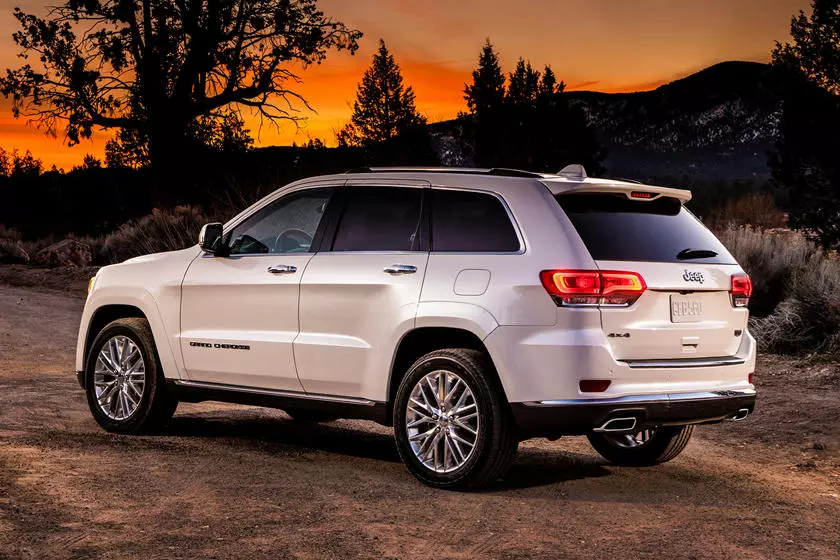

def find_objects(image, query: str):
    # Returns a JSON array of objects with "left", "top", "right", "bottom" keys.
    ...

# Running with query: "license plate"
[{"left": 670, "top": 295, "right": 704, "bottom": 323}]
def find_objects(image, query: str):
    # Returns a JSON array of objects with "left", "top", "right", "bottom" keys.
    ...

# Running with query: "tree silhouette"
[
  {"left": 506, "top": 58, "right": 540, "bottom": 106},
  {"left": 0, "top": 0, "right": 361, "bottom": 201},
  {"left": 462, "top": 41, "right": 603, "bottom": 173},
  {"left": 337, "top": 40, "right": 426, "bottom": 147},
  {"left": 464, "top": 39, "right": 506, "bottom": 115},
  {"left": 772, "top": 0, "right": 840, "bottom": 249},
  {"left": 461, "top": 40, "right": 507, "bottom": 167},
  {"left": 106, "top": 110, "right": 253, "bottom": 169}
]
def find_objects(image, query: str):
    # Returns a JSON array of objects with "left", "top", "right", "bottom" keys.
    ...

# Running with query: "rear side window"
[
  {"left": 332, "top": 186, "right": 424, "bottom": 251},
  {"left": 556, "top": 193, "right": 736, "bottom": 264},
  {"left": 431, "top": 189, "right": 520, "bottom": 252}
]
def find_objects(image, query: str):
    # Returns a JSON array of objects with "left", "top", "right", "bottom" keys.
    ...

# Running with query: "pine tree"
[
  {"left": 771, "top": 0, "right": 840, "bottom": 249},
  {"left": 538, "top": 65, "right": 565, "bottom": 98},
  {"left": 464, "top": 39, "right": 506, "bottom": 115},
  {"left": 338, "top": 39, "right": 426, "bottom": 147},
  {"left": 506, "top": 58, "right": 541, "bottom": 106}
]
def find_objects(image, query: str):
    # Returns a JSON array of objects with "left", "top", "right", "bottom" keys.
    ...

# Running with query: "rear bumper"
[{"left": 511, "top": 388, "right": 756, "bottom": 438}]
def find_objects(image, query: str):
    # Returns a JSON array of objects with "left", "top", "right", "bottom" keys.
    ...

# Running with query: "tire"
[
  {"left": 284, "top": 408, "right": 337, "bottom": 423},
  {"left": 393, "top": 349, "right": 518, "bottom": 490},
  {"left": 587, "top": 425, "right": 694, "bottom": 466},
  {"left": 85, "top": 317, "right": 178, "bottom": 435}
]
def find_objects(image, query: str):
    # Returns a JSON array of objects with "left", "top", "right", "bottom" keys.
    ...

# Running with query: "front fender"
[{"left": 76, "top": 286, "right": 185, "bottom": 381}]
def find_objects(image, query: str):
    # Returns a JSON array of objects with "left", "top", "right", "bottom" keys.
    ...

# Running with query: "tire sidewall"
[
  {"left": 393, "top": 351, "right": 501, "bottom": 488},
  {"left": 587, "top": 425, "right": 690, "bottom": 466},
  {"left": 85, "top": 321, "right": 161, "bottom": 434}
]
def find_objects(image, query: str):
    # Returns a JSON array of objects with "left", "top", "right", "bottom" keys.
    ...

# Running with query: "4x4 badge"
[{"left": 683, "top": 270, "right": 704, "bottom": 283}]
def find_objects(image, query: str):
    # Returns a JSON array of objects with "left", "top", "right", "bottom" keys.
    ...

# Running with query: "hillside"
[{"left": 431, "top": 61, "right": 781, "bottom": 182}]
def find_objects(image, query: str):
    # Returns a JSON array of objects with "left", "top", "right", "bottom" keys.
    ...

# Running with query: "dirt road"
[{"left": 1, "top": 279, "right": 838, "bottom": 559}]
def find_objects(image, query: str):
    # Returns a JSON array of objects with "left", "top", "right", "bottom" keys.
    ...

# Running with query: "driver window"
[{"left": 227, "top": 188, "right": 334, "bottom": 255}]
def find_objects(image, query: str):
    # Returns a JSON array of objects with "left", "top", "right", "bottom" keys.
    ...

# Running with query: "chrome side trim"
[
  {"left": 620, "top": 356, "right": 746, "bottom": 369},
  {"left": 173, "top": 380, "right": 377, "bottom": 406},
  {"left": 523, "top": 388, "right": 756, "bottom": 407}
]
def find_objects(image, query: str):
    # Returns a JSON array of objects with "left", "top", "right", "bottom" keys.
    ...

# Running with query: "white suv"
[{"left": 76, "top": 166, "right": 756, "bottom": 489}]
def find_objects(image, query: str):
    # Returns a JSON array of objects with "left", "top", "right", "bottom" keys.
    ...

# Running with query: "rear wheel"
[
  {"left": 587, "top": 425, "right": 694, "bottom": 466},
  {"left": 85, "top": 318, "right": 178, "bottom": 435},
  {"left": 393, "top": 349, "right": 518, "bottom": 490}
]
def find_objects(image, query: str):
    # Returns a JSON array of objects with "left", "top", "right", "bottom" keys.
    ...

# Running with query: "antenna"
[{"left": 557, "top": 164, "right": 587, "bottom": 179}]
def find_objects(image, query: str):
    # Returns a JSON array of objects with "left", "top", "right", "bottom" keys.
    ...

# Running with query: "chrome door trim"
[
  {"left": 620, "top": 356, "right": 746, "bottom": 369},
  {"left": 173, "top": 380, "right": 378, "bottom": 406},
  {"left": 522, "top": 388, "right": 756, "bottom": 407}
]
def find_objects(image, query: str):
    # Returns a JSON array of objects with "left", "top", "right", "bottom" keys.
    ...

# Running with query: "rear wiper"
[{"left": 677, "top": 248, "right": 718, "bottom": 260}]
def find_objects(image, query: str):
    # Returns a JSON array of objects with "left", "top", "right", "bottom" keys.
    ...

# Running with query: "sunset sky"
[{"left": 0, "top": 0, "right": 810, "bottom": 169}]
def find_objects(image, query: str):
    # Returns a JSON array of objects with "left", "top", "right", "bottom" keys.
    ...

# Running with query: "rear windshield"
[{"left": 556, "top": 193, "right": 736, "bottom": 264}]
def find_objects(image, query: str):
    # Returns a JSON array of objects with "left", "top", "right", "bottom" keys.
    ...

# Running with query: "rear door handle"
[
  {"left": 384, "top": 264, "right": 417, "bottom": 275},
  {"left": 267, "top": 264, "right": 297, "bottom": 274}
]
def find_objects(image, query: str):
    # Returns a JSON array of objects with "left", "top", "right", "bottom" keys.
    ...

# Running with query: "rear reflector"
[
  {"left": 540, "top": 270, "right": 646, "bottom": 307},
  {"left": 748, "top": 373, "right": 754, "bottom": 385},
  {"left": 579, "top": 380, "right": 611, "bottom": 392},
  {"left": 730, "top": 273, "right": 753, "bottom": 308}
]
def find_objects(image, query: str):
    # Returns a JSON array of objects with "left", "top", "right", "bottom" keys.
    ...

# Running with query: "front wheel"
[
  {"left": 587, "top": 425, "right": 694, "bottom": 466},
  {"left": 393, "top": 349, "right": 518, "bottom": 490},
  {"left": 85, "top": 318, "right": 178, "bottom": 435}
]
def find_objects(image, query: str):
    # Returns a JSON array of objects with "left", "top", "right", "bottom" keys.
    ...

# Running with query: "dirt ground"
[{"left": 1, "top": 267, "right": 839, "bottom": 559}]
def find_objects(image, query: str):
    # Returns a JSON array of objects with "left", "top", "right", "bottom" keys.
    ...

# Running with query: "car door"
[
  {"left": 180, "top": 185, "right": 337, "bottom": 391},
  {"left": 295, "top": 180, "right": 430, "bottom": 400}
]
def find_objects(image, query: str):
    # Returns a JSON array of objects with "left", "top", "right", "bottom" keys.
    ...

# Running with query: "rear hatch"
[{"left": 555, "top": 192, "right": 748, "bottom": 361}]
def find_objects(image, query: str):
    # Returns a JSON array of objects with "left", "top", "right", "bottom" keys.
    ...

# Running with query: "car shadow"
[
  {"left": 162, "top": 411, "right": 612, "bottom": 489},
  {"left": 165, "top": 413, "right": 403, "bottom": 463}
]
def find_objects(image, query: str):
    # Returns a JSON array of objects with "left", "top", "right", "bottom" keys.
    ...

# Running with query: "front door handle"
[
  {"left": 384, "top": 264, "right": 417, "bottom": 275},
  {"left": 267, "top": 264, "right": 297, "bottom": 274}
]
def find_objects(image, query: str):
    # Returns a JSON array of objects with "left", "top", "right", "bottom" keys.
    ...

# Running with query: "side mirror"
[{"left": 198, "top": 223, "right": 226, "bottom": 255}]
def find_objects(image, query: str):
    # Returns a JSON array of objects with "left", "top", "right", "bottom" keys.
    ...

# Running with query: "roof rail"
[
  {"left": 344, "top": 167, "right": 545, "bottom": 178},
  {"left": 485, "top": 168, "right": 545, "bottom": 178}
]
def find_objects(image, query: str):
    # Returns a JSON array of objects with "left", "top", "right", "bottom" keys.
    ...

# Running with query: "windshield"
[{"left": 556, "top": 193, "right": 736, "bottom": 264}]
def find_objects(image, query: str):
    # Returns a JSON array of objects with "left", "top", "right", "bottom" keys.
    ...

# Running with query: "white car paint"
[{"left": 77, "top": 168, "right": 756, "bottom": 413}]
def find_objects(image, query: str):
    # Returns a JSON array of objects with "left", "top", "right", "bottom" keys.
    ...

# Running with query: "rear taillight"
[
  {"left": 540, "top": 270, "right": 646, "bottom": 307},
  {"left": 730, "top": 273, "right": 753, "bottom": 308}
]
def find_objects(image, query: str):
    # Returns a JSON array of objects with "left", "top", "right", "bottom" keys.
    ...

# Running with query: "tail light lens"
[
  {"left": 540, "top": 270, "right": 646, "bottom": 307},
  {"left": 730, "top": 273, "right": 753, "bottom": 308}
]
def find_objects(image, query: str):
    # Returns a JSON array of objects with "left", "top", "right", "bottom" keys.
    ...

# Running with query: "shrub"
[
  {"left": 718, "top": 226, "right": 840, "bottom": 357},
  {"left": 717, "top": 226, "right": 815, "bottom": 317},
  {"left": 705, "top": 192, "right": 787, "bottom": 231},
  {"left": 100, "top": 206, "right": 209, "bottom": 264}
]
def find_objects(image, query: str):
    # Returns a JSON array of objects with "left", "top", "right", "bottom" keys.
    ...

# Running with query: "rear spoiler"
[{"left": 541, "top": 179, "right": 692, "bottom": 204}]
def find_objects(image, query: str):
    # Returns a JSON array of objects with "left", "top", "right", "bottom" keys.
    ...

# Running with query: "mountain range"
[{"left": 431, "top": 61, "right": 781, "bottom": 183}]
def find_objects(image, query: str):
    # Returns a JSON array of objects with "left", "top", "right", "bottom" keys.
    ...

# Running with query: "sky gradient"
[{"left": 0, "top": 0, "right": 810, "bottom": 169}]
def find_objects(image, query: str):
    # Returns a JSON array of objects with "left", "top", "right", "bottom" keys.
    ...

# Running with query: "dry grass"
[
  {"left": 100, "top": 206, "right": 209, "bottom": 263},
  {"left": 719, "top": 226, "right": 840, "bottom": 358}
]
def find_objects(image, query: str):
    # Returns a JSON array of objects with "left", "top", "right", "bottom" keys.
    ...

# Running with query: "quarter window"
[
  {"left": 431, "top": 189, "right": 520, "bottom": 252},
  {"left": 332, "top": 187, "right": 425, "bottom": 252},
  {"left": 227, "top": 188, "right": 333, "bottom": 255}
]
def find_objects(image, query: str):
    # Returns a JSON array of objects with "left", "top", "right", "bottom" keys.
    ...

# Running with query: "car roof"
[{"left": 285, "top": 165, "right": 692, "bottom": 203}]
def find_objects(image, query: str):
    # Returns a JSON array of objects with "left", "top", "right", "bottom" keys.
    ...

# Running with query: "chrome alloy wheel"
[
  {"left": 605, "top": 427, "right": 657, "bottom": 449},
  {"left": 405, "top": 370, "right": 480, "bottom": 473},
  {"left": 94, "top": 335, "right": 146, "bottom": 421}
]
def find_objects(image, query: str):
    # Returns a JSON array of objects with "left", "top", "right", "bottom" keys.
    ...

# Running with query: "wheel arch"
[
  {"left": 386, "top": 326, "right": 508, "bottom": 425},
  {"left": 82, "top": 304, "right": 148, "bottom": 370}
]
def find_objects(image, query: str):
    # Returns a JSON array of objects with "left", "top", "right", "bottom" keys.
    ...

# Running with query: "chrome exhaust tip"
[
  {"left": 729, "top": 408, "right": 750, "bottom": 421},
  {"left": 593, "top": 417, "right": 637, "bottom": 433}
]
